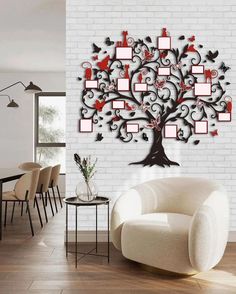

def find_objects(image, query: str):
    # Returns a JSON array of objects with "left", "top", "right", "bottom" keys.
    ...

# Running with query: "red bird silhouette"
[
  {"left": 138, "top": 72, "right": 143, "bottom": 83},
  {"left": 125, "top": 102, "right": 133, "bottom": 111},
  {"left": 159, "top": 51, "right": 168, "bottom": 59},
  {"left": 186, "top": 44, "right": 197, "bottom": 52},
  {"left": 210, "top": 130, "right": 218, "bottom": 137},
  {"left": 162, "top": 28, "right": 168, "bottom": 37},
  {"left": 226, "top": 101, "right": 232, "bottom": 113},
  {"left": 144, "top": 49, "right": 154, "bottom": 61},
  {"left": 94, "top": 100, "right": 105, "bottom": 112},
  {"left": 124, "top": 64, "right": 130, "bottom": 79},
  {"left": 85, "top": 68, "right": 92, "bottom": 80},
  {"left": 188, "top": 35, "right": 195, "bottom": 42},
  {"left": 122, "top": 31, "right": 128, "bottom": 47},
  {"left": 97, "top": 55, "right": 110, "bottom": 71}
]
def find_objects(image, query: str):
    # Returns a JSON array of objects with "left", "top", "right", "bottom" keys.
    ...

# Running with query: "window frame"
[{"left": 35, "top": 92, "right": 66, "bottom": 172}]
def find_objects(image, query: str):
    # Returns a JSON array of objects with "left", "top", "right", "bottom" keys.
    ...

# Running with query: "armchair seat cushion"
[
  {"left": 2, "top": 191, "right": 18, "bottom": 201},
  {"left": 121, "top": 213, "right": 197, "bottom": 275}
]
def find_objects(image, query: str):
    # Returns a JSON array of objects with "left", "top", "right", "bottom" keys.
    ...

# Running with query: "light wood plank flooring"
[{"left": 0, "top": 201, "right": 236, "bottom": 293}]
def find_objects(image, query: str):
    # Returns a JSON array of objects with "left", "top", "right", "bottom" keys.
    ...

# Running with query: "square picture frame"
[
  {"left": 164, "top": 124, "right": 177, "bottom": 138},
  {"left": 79, "top": 119, "right": 93, "bottom": 133},
  {"left": 157, "top": 37, "right": 171, "bottom": 50},
  {"left": 194, "top": 120, "right": 208, "bottom": 134}
]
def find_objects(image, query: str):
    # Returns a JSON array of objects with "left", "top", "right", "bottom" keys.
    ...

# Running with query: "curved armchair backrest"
[
  {"left": 15, "top": 169, "right": 40, "bottom": 200},
  {"left": 131, "top": 177, "right": 224, "bottom": 216},
  {"left": 111, "top": 177, "right": 226, "bottom": 251},
  {"left": 37, "top": 167, "right": 52, "bottom": 193},
  {"left": 18, "top": 162, "right": 42, "bottom": 171},
  {"left": 49, "top": 164, "right": 61, "bottom": 187}
]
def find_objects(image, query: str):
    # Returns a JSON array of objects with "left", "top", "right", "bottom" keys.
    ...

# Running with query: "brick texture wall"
[{"left": 66, "top": 0, "right": 236, "bottom": 234}]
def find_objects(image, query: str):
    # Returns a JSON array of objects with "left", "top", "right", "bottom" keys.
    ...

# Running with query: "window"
[{"left": 35, "top": 92, "right": 66, "bottom": 173}]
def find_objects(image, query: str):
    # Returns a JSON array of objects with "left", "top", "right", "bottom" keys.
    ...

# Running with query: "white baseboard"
[
  {"left": 64, "top": 230, "right": 236, "bottom": 243},
  {"left": 228, "top": 231, "right": 236, "bottom": 242}
]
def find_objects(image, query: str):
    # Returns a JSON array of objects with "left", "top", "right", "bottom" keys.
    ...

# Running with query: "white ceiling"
[{"left": 0, "top": 0, "right": 65, "bottom": 72}]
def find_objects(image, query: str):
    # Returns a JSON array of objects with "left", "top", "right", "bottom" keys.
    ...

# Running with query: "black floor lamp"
[{"left": 0, "top": 81, "right": 42, "bottom": 107}]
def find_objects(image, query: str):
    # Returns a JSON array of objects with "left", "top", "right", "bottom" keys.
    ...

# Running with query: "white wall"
[
  {"left": 66, "top": 0, "right": 236, "bottom": 236},
  {"left": 0, "top": 72, "right": 66, "bottom": 192}
]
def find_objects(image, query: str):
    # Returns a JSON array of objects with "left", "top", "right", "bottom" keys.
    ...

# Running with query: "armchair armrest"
[
  {"left": 188, "top": 190, "right": 229, "bottom": 272},
  {"left": 111, "top": 189, "right": 144, "bottom": 250}
]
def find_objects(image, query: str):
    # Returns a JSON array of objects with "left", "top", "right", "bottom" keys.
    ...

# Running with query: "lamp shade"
[
  {"left": 7, "top": 99, "right": 19, "bottom": 108},
  {"left": 24, "top": 82, "right": 42, "bottom": 93}
]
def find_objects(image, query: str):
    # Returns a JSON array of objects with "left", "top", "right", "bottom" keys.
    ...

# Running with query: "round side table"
[{"left": 64, "top": 196, "right": 110, "bottom": 268}]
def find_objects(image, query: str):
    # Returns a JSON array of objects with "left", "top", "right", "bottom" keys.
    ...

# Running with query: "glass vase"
[{"left": 75, "top": 180, "right": 98, "bottom": 202}]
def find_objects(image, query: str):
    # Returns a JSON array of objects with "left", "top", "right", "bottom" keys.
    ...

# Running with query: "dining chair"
[
  {"left": 18, "top": 162, "right": 42, "bottom": 171},
  {"left": 2, "top": 169, "right": 40, "bottom": 236},
  {"left": 48, "top": 164, "right": 63, "bottom": 213},
  {"left": 36, "top": 166, "right": 54, "bottom": 223}
]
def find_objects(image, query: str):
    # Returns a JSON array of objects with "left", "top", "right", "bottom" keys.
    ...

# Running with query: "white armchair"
[{"left": 111, "top": 177, "right": 229, "bottom": 275}]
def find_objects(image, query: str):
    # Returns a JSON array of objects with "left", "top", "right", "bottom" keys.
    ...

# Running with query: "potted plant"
[{"left": 74, "top": 153, "right": 98, "bottom": 202}]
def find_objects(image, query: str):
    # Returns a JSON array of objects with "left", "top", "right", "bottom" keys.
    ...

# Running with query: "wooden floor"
[{"left": 0, "top": 201, "right": 236, "bottom": 294}]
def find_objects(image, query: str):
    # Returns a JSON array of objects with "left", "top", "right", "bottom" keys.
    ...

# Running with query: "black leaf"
[
  {"left": 198, "top": 44, "right": 203, "bottom": 48},
  {"left": 105, "top": 37, "right": 114, "bottom": 46},
  {"left": 106, "top": 111, "right": 112, "bottom": 116},
  {"left": 145, "top": 36, "right": 152, "bottom": 43},
  {"left": 182, "top": 44, "right": 188, "bottom": 52},
  {"left": 95, "top": 133, "right": 104, "bottom": 141},
  {"left": 134, "top": 139, "right": 138, "bottom": 142},
  {"left": 182, "top": 53, "right": 188, "bottom": 59},
  {"left": 82, "top": 89, "right": 87, "bottom": 96},
  {"left": 92, "top": 43, "right": 101, "bottom": 53},
  {"left": 77, "top": 77, "right": 82, "bottom": 81},
  {"left": 93, "top": 68, "right": 99, "bottom": 75},
  {"left": 193, "top": 140, "right": 200, "bottom": 145},
  {"left": 179, "top": 35, "right": 185, "bottom": 40},
  {"left": 142, "top": 133, "right": 148, "bottom": 141},
  {"left": 219, "top": 75, "right": 225, "bottom": 80},
  {"left": 211, "top": 123, "right": 215, "bottom": 126},
  {"left": 129, "top": 112, "right": 135, "bottom": 117},
  {"left": 208, "top": 98, "right": 213, "bottom": 101},
  {"left": 103, "top": 51, "right": 107, "bottom": 54},
  {"left": 99, "top": 125, "right": 102, "bottom": 127},
  {"left": 191, "top": 105, "right": 196, "bottom": 109},
  {"left": 140, "top": 127, "right": 144, "bottom": 131},
  {"left": 99, "top": 116, "right": 103, "bottom": 120},
  {"left": 203, "top": 60, "right": 207, "bottom": 63},
  {"left": 225, "top": 82, "right": 231, "bottom": 85}
]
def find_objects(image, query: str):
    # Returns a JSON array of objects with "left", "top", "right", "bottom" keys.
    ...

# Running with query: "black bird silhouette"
[
  {"left": 219, "top": 62, "right": 230, "bottom": 73},
  {"left": 92, "top": 43, "right": 101, "bottom": 54},
  {"left": 95, "top": 133, "right": 104, "bottom": 141},
  {"left": 206, "top": 50, "right": 219, "bottom": 63},
  {"left": 105, "top": 37, "right": 114, "bottom": 46}
]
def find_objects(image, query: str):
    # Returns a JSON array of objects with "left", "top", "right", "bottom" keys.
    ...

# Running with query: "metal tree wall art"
[{"left": 78, "top": 29, "right": 232, "bottom": 167}]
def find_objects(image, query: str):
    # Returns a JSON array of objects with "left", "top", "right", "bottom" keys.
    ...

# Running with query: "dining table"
[{"left": 0, "top": 168, "right": 24, "bottom": 240}]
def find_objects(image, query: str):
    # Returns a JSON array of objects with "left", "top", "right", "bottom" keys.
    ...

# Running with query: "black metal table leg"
[
  {"left": 96, "top": 204, "right": 97, "bottom": 253},
  {"left": 66, "top": 203, "right": 68, "bottom": 257},
  {"left": 0, "top": 181, "right": 2, "bottom": 240},
  {"left": 107, "top": 202, "right": 110, "bottom": 263},
  {"left": 75, "top": 205, "right": 78, "bottom": 268}
]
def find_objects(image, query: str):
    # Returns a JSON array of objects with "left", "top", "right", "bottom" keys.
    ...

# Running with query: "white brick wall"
[{"left": 66, "top": 0, "right": 236, "bottom": 233}]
